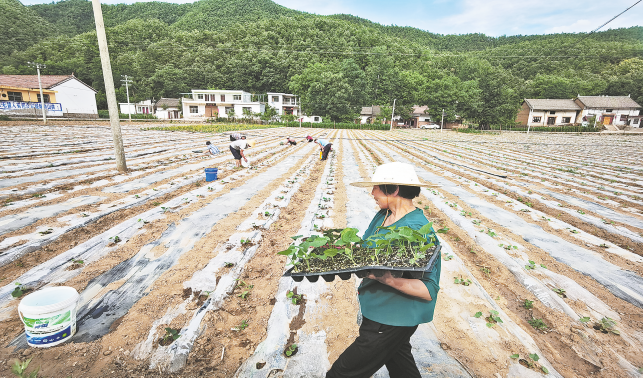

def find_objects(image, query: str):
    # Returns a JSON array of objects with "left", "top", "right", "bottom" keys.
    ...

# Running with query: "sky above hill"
[{"left": 21, "top": 0, "right": 642, "bottom": 36}]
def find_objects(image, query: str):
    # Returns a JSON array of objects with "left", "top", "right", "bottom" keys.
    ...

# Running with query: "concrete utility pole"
[
  {"left": 121, "top": 75, "right": 133, "bottom": 122},
  {"left": 389, "top": 99, "right": 396, "bottom": 131},
  {"left": 92, "top": 0, "right": 127, "bottom": 172},
  {"left": 28, "top": 62, "right": 47, "bottom": 125},
  {"left": 441, "top": 108, "right": 445, "bottom": 132}
]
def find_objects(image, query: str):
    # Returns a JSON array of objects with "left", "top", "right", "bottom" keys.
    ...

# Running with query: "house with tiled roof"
[
  {"left": 574, "top": 95, "right": 641, "bottom": 127},
  {"left": 0, "top": 74, "right": 98, "bottom": 118},
  {"left": 516, "top": 99, "right": 582, "bottom": 126},
  {"left": 154, "top": 98, "right": 181, "bottom": 120}
]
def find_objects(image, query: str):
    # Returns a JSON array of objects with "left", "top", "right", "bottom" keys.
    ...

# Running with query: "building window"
[
  {"left": 549, "top": 111, "right": 556, "bottom": 114},
  {"left": 7, "top": 91, "right": 22, "bottom": 102},
  {"left": 272, "top": 96, "right": 279, "bottom": 102},
  {"left": 562, "top": 117, "right": 571, "bottom": 123},
  {"left": 606, "top": 109, "right": 613, "bottom": 113},
  {"left": 225, "top": 107, "right": 234, "bottom": 115},
  {"left": 189, "top": 106, "right": 198, "bottom": 114},
  {"left": 37, "top": 94, "right": 50, "bottom": 103},
  {"left": 220, "top": 95, "right": 226, "bottom": 102},
  {"left": 620, "top": 115, "right": 628, "bottom": 121},
  {"left": 532, "top": 116, "right": 541, "bottom": 123},
  {"left": 314, "top": 117, "right": 319, "bottom": 122},
  {"left": 233, "top": 95, "right": 241, "bottom": 101},
  {"left": 633, "top": 118, "right": 639, "bottom": 124},
  {"left": 197, "top": 94, "right": 204, "bottom": 100}
]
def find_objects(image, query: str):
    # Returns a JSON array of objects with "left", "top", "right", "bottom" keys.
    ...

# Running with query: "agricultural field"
[{"left": 0, "top": 123, "right": 642, "bottom": 378}]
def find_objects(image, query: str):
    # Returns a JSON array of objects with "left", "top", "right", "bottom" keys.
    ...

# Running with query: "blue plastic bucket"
[{"left": 205, "top": 168, "right": 218, "bottom": 182}]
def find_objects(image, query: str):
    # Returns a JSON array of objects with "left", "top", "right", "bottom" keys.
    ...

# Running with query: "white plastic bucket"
[{"left": 18, "top": 286, "right": 80, "bottom": 348}]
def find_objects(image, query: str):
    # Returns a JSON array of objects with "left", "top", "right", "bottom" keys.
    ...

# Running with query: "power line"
[{"left": 568, "top": 0, "right": 642, "bottom": 50}]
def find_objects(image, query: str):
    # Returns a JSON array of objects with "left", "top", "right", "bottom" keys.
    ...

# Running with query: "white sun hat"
[{"left": 350, "top": 162, "right": 439, "bottom": 187}]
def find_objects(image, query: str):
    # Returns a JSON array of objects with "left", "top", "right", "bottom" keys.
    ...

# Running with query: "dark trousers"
[
  {"left": 326, "top": 317, "right": 420, "bottom": 378},
  {"left": 322, "top": 143, "right": 332, "bottom": 160}
]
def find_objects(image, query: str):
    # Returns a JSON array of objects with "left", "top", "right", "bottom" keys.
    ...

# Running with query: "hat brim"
[{"left": 350, "top": 181, "right": 440, "bottom": 188}]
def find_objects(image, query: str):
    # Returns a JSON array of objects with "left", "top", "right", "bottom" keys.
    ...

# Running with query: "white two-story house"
[
  {"left": 182, "top": 90, "right": 264, "bottom": 120},
  {"left": 266, "top": 92, "right": 300, "bottom": 116}
]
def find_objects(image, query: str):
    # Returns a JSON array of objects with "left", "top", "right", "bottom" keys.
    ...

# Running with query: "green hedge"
[
  {"left": 278, "top": 121, "right": 390, "bottom": 130},
  {"left": 98, "top": 110, "right": 157, "bottom": 119},
  {"left": 457, "top": 126, "right": 601, "bottom": 133},
  {"left": 142, "top": 123, "right": 282, "bottom": 133}
]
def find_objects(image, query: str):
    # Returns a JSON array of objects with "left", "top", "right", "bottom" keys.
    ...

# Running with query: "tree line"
[{"left": 2, "top": 0, "right": 642, "bottom": 126}]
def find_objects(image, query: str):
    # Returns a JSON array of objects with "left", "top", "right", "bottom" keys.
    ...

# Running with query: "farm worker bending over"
[
  {"left": 315, "top": 138, "right": 332, "bottom": 160},
  {"left": 327, "top": 162, "right": 441, "bottom": 378},
  {"left": 306, "top": 135, "right": 313, "bottom": 143},
  {"left": 203, "top": 141, "right": 220, "bottom": 156},
  {"left": 229, "top": 139, "right": 255, "bottom": 168},
  {"left": 286, "top": 137, "right": 297, "bottom": 146},
  {"left": 230, "top": 133, "right": 246, "bottom": 142}
]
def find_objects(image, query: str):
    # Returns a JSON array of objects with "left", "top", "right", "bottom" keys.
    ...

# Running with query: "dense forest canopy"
[{"left": 3, "top": 0, "right": 642, "bottom": 124}]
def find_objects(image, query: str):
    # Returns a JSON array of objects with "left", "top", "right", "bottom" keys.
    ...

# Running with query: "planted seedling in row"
[
  {"left": 109, "top": 235, "right": 121, "bottom": 244},
  {"left": 286, "top": 290, "right": 302, "bottom": 305},
  {"left": 486, "top": 229, "right": 497, "bottom": 238},
  {"left": 443, "top": 253, "right": 454, "bottom": 261},
  {"left": 525, "top": 260, "right": 536, "bottom": 270},
  {"left": 11, "top": 283, "right": 25, "bottom": 298},
  {"left": 474, "top": 310, "right": 503, "bottom": 328},
  {"left": 224, "top": 262, "right": 235, "bottom": 268},
  {"left": 454, "top": 277, "right": 472, "bottom": 286},
  {"left": 523, "top": 299, "right": 534, "bottom": 309},
  {"left": 11, "top": 357, "right": 39, "bottom": 378},
  {"left": 552, "top": 288, "right": 566, "bottom": 298},
  {"left": 232, "top": 320, "right": 249, "bottom": 331},
  {"left": 159, "top": 327, "right": 181, "bottom": 346},
  {"left": 594, "top": 317, "right": 620, "bottom": 335},
  {"left": 498, "top": 244, "right": 518, "bottom": 250},
  {"left": 284, "top": 343, "right": 298, "bottom": 357},
  {"left": 39, "top": 228, "right": 54, "bottom": 235},
  {"left": 528, "top": 318, "right": 547, "bottom": 331},
  {"left": 579, "top": 316, "right": 590, "bottom": 323}
]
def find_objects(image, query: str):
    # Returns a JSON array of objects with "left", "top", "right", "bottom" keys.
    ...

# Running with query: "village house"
[
  {"left": 181, "top": 89, "right": 263, "bottom": 120},
  {"left": 574, "top": 95, "right": 641, "bottom": 127},
  {"left": 154, "top": 98, "right": 181, "bottom": 120},
  {"left": 0, "top": 74, "right": 98, "bottom": 118},
  {"left": 516, "top": 99, "right": 582, "bottom": 126},
  {"left": 360, "top": 106, "right": 386, "bottom": 124},
  {"left": 119, "top": 100, "right": 154, "bottom": 115},
  {"left": 299, "top": 115, "right": 322, "bottom": 123},
  {"left": 266, "top": 92, "right": 300, "bottom": 116}
]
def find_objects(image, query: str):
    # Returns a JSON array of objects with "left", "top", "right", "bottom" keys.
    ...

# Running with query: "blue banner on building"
[{"left": 0, "top": 101, "right": 62, "bottom": 111}]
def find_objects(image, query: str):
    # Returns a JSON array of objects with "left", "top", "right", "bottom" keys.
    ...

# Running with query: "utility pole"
[
  {"left": 92, "top": 0, "right": 127, "bottom": 172},
  {"left": 28, "top": 62, "right": 47, "bottom": 125},
  {"left": 441, "top": 108, "right": 445, "bottom": 132},
  {"left": 389, "top": 99, "right": 396, "bottom": 131},
  {"left": 121, "top": 75, "right": 132, "bottom": 122}
]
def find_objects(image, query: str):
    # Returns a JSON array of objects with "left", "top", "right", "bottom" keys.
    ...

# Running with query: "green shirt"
[{"left": 358, "top": 208, "right": 441, "bottom": 327}]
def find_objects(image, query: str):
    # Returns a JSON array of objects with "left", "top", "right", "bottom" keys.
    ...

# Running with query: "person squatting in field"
[
  {"left": 286, "top": 137, "right": 297, "bottom": 146},
  {"left": 229, "top": 139, "right": 255, "bottom": 168},
  {"left": 326, "top": 162, "right": 441, "bottom": 378},
  {"left": 203, "top": 141, "right": 220, "bottom": 156},
  {"left": 315, "top": 138, "right": 332, "bottom": 160}
]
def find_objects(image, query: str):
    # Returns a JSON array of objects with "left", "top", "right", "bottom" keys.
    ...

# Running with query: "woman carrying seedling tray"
[{"left": 326, "top": 162, "right": 441, "bottom": 378}]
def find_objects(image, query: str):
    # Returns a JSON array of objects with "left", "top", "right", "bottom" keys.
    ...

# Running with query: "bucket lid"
[{"left": 18, "top": 287, "right": 79, "bottom": 315}]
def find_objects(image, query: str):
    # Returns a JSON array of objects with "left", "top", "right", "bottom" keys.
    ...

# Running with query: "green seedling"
[
  {"left": 529, "top": 353, "right": 540, "bottom": 362},
  {"left": 486, "top": 229, "right": 497, "bottom": 238},
  {"left": 32, "top": 194, "right": 45, "bottom": 198},
  {"left": 81, "top": 213, "right": 89, "bottom": 217},
  {"left": 553, "top": 288, "right": 566, "bottom": 298},
  {"left": 322, "top": 197, "right": 331, "bottom": 202},
  {"left": 153, "top": 201, "right": 161, "bottom": 206},
  {"left": 510, "top": 354, "right": 519, "bottom": 359},
  {"left": 454, "top": 277, "right": 472, "bottom": 286},
  {"left": 138, "top": 219, "right": 150, "bottom": 224},
  {"left": 232, "top": 320, "right": 249, "bottom": 331},
  {"left": 580, "top": 316, "right": 590, "bottom": 323},
  {"left": 264, "top": 211, "right": 271, "bottom": 217},
  {"left": 498, "top": 244, "right": 518, "bottom": 250},
  {"left": 208, "top": 187, "right": 213, "bottom": 191},
  {"left": 443, "top": 253, "right": 454, "bottom": 261},
  {"left": 525, "top": 260, "right": 536, "bottom": 270},
  {"left": 134, "top": 194, "right": 140, "bottom": 199},
  {"left": 523, "top": 299, "right": 534, "bottom": 309},
  {"left": 520, "top": 208, "right": 530, "bottom": 212},
  {"left": 541, "top": 366, "right": 549, "bottom": 374},
  {"left": 285, "top": 343, "right": 298, "bottom": 357},
  {"left": 161, "top": 207, "right": 168, "bottom": 213},
  {"left": 472, "top": 220, "right": 481, "bottom": 226},
  {"left": 109, "top": 235, "right": 121, "bottom": 243},
  {"left": 594, "top": 317, "right": 620, "bottom": 335},
  {"left": 460, "top": 211, "right": 472, "bottom": 217},
  {"left": 238, "top": 290, "right": 251, "bottom": 299},
  {"left": 475, "top": 310, "right": 503, "bottom": 327},
  {"left": 480, "top": 266, "right": 491, "bottom": 276},
  {"left": 528, "top": 318, "right": 547, "bottom": 330},
  {"left": 577, "top": 210, "right": 585, "bottom": 215},
  {"left": 540, "top": 264, "right": 547, "bottom": 269},
  {"left": 11, "top": 283, "right": 25, "bottom": 298},
  {"left": 541, "top": 216, "right": 550, "bottom": 221},
  {"left": 71, "top": 259, "right": 84, "bottom": 264},
  {"left": 286, "top": 290, "right": 302, "bottom": 305},
  {"left": 436, "top": 227, "right": 449, "bottom": 234},
  {"left": 317, "top": 214, "right": 326, "bottom": 219},
  {"left": 11, "top": 357, "right": 39, "bottom": 378},
  {"left": 599, "top": 243, "right": 609, "bottom": 248},
  {"left": 163, "top": 327, "right": 181, "bottom": 342},
  {"left": 39, "top": 228, "right": 53, "bottom": 235},
  {"left": 570, "top": 230, "right": 579, "bottom": 234},
  {"left": 224, "top": 262, "right": 234, "bottom": 268}
]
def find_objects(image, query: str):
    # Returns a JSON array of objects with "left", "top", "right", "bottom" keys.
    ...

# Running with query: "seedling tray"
[{"left": 284, "top": 245, "right": 441, "bottom": 283}]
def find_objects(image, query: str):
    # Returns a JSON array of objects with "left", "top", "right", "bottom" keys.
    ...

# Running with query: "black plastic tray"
[{"left": 283, "top": 245, "right": 441, "bottom": 282}]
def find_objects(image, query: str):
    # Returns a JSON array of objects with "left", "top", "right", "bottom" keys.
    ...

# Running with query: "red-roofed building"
[{"left": 0, "top": 74, "right": 98, "bottom": 118}]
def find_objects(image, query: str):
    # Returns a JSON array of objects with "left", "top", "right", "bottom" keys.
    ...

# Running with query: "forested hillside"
[{"left": 3, "top": 0, "right": 642, "bottom": 125}]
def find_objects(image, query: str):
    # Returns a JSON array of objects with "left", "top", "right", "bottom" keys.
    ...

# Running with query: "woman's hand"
[{"left": 366, "top": 271, "right": 432, "bottom": 301}]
